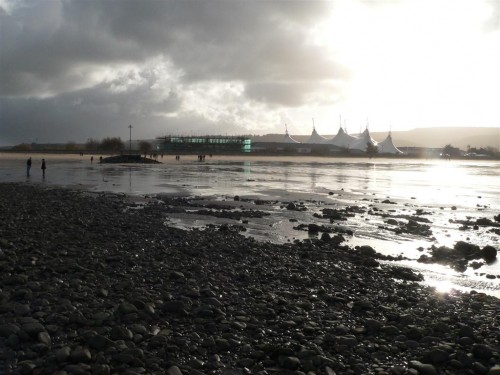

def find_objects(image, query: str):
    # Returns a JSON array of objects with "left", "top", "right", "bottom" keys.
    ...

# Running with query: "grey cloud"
[
  {"left": 1, "top": 1, "right": 346, "bottom": 95},
  {"left": 245, "top": 81, "right": 345, "bottom": 107},
  {"left": 245, "top": 82, "right": 317, "bottom": 107},
  {"left": 0, "top": 73, "right": 182, "bottom": 144},
  {"left": 0, "top": 0, "right": 349, "bottom": 145}
]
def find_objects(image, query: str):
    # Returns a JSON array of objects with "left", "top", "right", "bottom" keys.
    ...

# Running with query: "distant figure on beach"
[
  {"left": 99, "top": 156, "right": 103, "bottom": 163},
  {"left": 91, "top": 156, "right": 94, "bottom": 164},
  {"left": 26, "top": 157, "right": 32, "bottom": 177},
  {"left": 41, "top": 159, "right": 46, "bottom": 177}
]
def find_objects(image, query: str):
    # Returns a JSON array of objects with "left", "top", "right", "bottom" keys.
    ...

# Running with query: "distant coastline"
[{"left": 2, "top": 126, "right": 498, "bottom": 158}]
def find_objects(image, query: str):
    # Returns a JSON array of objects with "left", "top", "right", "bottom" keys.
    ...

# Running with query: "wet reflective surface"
[{"left": 1, "top": 153, "right": 499, "bottom": 296}]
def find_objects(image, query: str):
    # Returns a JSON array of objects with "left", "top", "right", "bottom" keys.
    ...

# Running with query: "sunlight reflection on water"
[{"left": 1, "top": 153, "right": 499, "bottom": 296}]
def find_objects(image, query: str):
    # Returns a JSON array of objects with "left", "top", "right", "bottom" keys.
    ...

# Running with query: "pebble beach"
[{"left": 1, "top": 182, "right": 499, "bottom": 375}]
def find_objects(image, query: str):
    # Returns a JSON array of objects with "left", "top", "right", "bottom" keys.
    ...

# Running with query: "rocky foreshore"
[{"left": 1, "top": 183, "right": 499, "bottom": 375}]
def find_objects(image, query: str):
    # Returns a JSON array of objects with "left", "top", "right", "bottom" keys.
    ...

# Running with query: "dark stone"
[
  {"left": 351, "top": 300, "right": 373, "bottom": 312},
  {"left": 308, "top": 224, "right": 321, "bottom": 233},
  {"left": 408, "top": 360, "right": 437, "bottom": 375},
  {"left": 117, "top": 301, "right": 139, "bottom": 315},
  {"left": 320, "top": 232, "right": 331, "bottom": 241},
  {"left": 70, "top": 347, "right": 92, "bottom": 363},
  {"left": 279, "top": 356, "right": 300, "bottom": 370},
  {"left": 110, "top": 326, "right": 133, "bottom": 341},
  {"left": 423, "top": 349, "right": 449, "bottom": 364},
  {"left": 364, "top": 319, "right": 383, "bottom": 332},
  {"left": 454, "top": 241, "right": 480, "bottom": 256},
  {"left": 87, "top": 334, "right": 115, "bottom": 350},
  {"left": 480, "top": 245, "right": 497, "bottom": 262},
  {"left": 472, "top": 344, "right": 493, "bottom": 360},
  {"left": 166, "top": 366, "right": 183, "bottom": 375},
  {"left": 162, "top": 300, "right": 187, "bottom": 314},
  {"left": 0, "top": 323, "right": 20, "bottom": 337},
  {"left": 21, "top": 322, "right": 46, "bottom": 337},
  {"left": 358, "top": 245, "right": 376, "bottom": 257}
]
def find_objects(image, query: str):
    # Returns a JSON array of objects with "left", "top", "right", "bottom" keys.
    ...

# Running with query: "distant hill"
[
  {"left": 382, "top": 127, "right": 500, "bottom": 149},
  {"left": 252, "top": 127, "right": 500, "bottom": 150}
]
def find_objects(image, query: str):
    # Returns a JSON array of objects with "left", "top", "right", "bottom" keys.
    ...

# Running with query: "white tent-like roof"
[
  {"left": 306, "top": 127, "right": 326, "bottom": 144},
  {"left": 377, "top": 132, "right": 403, "bottom": 154},
  {"left": 350, "top": 128, "right": 378, "bottom": 151},
  {"left": 324, "top": 127, "right": 358, "bottom": 149},
  {"left": 283, "top": 128, "right": 300, "bottom": 143}
]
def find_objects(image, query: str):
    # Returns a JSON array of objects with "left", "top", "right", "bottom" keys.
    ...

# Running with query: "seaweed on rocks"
[
  {"left": 418, "top": 241, "right": 498, "bottom": 272},
  {"left": 187, "top": 208, "right": 270, "bottom": 220},
  {"left": 451, "top": 215, "right": 500, "bottom": 229},
  {"left": 393, "top": 218, "right": 433, "bottom": 237}
]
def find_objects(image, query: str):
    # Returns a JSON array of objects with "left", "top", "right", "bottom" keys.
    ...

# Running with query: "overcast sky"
[{"left": 1, "top": 0, "right": 499, "bottom": 146}]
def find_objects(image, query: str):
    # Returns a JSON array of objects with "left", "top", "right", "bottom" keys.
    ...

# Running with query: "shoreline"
[
  {"left": 2, "top": 149, "right": 500, "bottom": 161},
  {"left": 1, "top": 182, "right": 499, "bottom": 374},
  {"left": 1, "top": 154, "right": 499, "bottom": 297}
]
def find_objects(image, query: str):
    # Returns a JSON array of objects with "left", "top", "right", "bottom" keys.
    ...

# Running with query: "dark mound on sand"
[{"left": 101, "top": 154, "right": 161, "bottom": 164}]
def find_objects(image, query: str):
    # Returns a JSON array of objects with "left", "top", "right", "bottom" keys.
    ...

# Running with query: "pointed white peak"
[
  {"left": 283, "top": 124, "right": 300, "bottom": 143},
  {"left": 351, "top": 127, "right": 378, "bottom": 151},
  {"left": 307, "top": 125, "right": 326, "bottom": 144},
  {"left": 378, "top": 131, "right": 403, "bottom": 154},
  {"left": 324, "top": 124, "right": 358, "bottom": 147}
]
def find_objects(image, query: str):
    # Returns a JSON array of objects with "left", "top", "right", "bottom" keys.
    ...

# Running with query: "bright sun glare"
[{"left": 309, "top": 0, "right": 500, "bottom": 132}]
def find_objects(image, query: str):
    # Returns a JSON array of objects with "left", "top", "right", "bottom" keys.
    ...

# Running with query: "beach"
[
  {"left": 1, "top": 182, "right": 499, "bottom": 374},
  {"left": 1, "top": 153, "right": 499, "bottom": 297}
]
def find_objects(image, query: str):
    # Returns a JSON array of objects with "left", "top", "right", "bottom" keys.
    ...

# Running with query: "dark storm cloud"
[
  {"left": 0, "top": 77, "right": 183, "bottom": 144},
  {"left": 0, "top": 0, "right": 348, "bottom": 145},
  {"left": 1, "top": 1, "right": 344, "bottom": 95}
]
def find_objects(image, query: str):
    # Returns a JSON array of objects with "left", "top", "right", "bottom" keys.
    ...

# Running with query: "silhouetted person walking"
[
  {"left": 26, "top": 157, "right": 32, "bottom": 177},
  {"left": 41, "top": 159, "right": 46, "bottom": 177}
]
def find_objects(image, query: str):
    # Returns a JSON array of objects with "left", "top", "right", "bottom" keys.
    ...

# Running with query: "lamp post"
[{"left": 128, "top": 124, "right": 133, "bottom": 154}]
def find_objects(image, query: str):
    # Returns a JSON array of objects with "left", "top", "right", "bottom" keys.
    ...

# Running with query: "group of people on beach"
[
  {"left": 26, "top": 157, "right": 46, "bottom": 178},
  {"left": 196, "top": 154, "right": 212, "bottom": 161}
]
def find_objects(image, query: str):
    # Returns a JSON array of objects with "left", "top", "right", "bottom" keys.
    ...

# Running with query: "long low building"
[
  {"left": 155, "top": 127, "right": 403, "bottom": 155},
  {"left": 156, "top": 135, "right": 252, "bottom": 154}
]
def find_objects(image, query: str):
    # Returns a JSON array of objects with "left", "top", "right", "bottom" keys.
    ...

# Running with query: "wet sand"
[{"left": 1, "top": 152, "right": 499, "bottom": 298}]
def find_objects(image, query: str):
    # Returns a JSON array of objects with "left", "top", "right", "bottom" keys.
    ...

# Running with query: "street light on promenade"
[{"left": 128, "top": 124, "right": 133, "bottom": 154}]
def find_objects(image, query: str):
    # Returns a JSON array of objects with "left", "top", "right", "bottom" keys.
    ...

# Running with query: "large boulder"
[
  {"left": 454, "top": 241, "right": 480, "bottom": 257},
  {"left": 480, "top": 245, "right": 497, "bottom": 262}
]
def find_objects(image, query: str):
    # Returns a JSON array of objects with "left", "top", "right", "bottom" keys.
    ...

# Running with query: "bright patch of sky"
[{"left": 0, "top": 0, "right": 499, "bottom": 145}]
